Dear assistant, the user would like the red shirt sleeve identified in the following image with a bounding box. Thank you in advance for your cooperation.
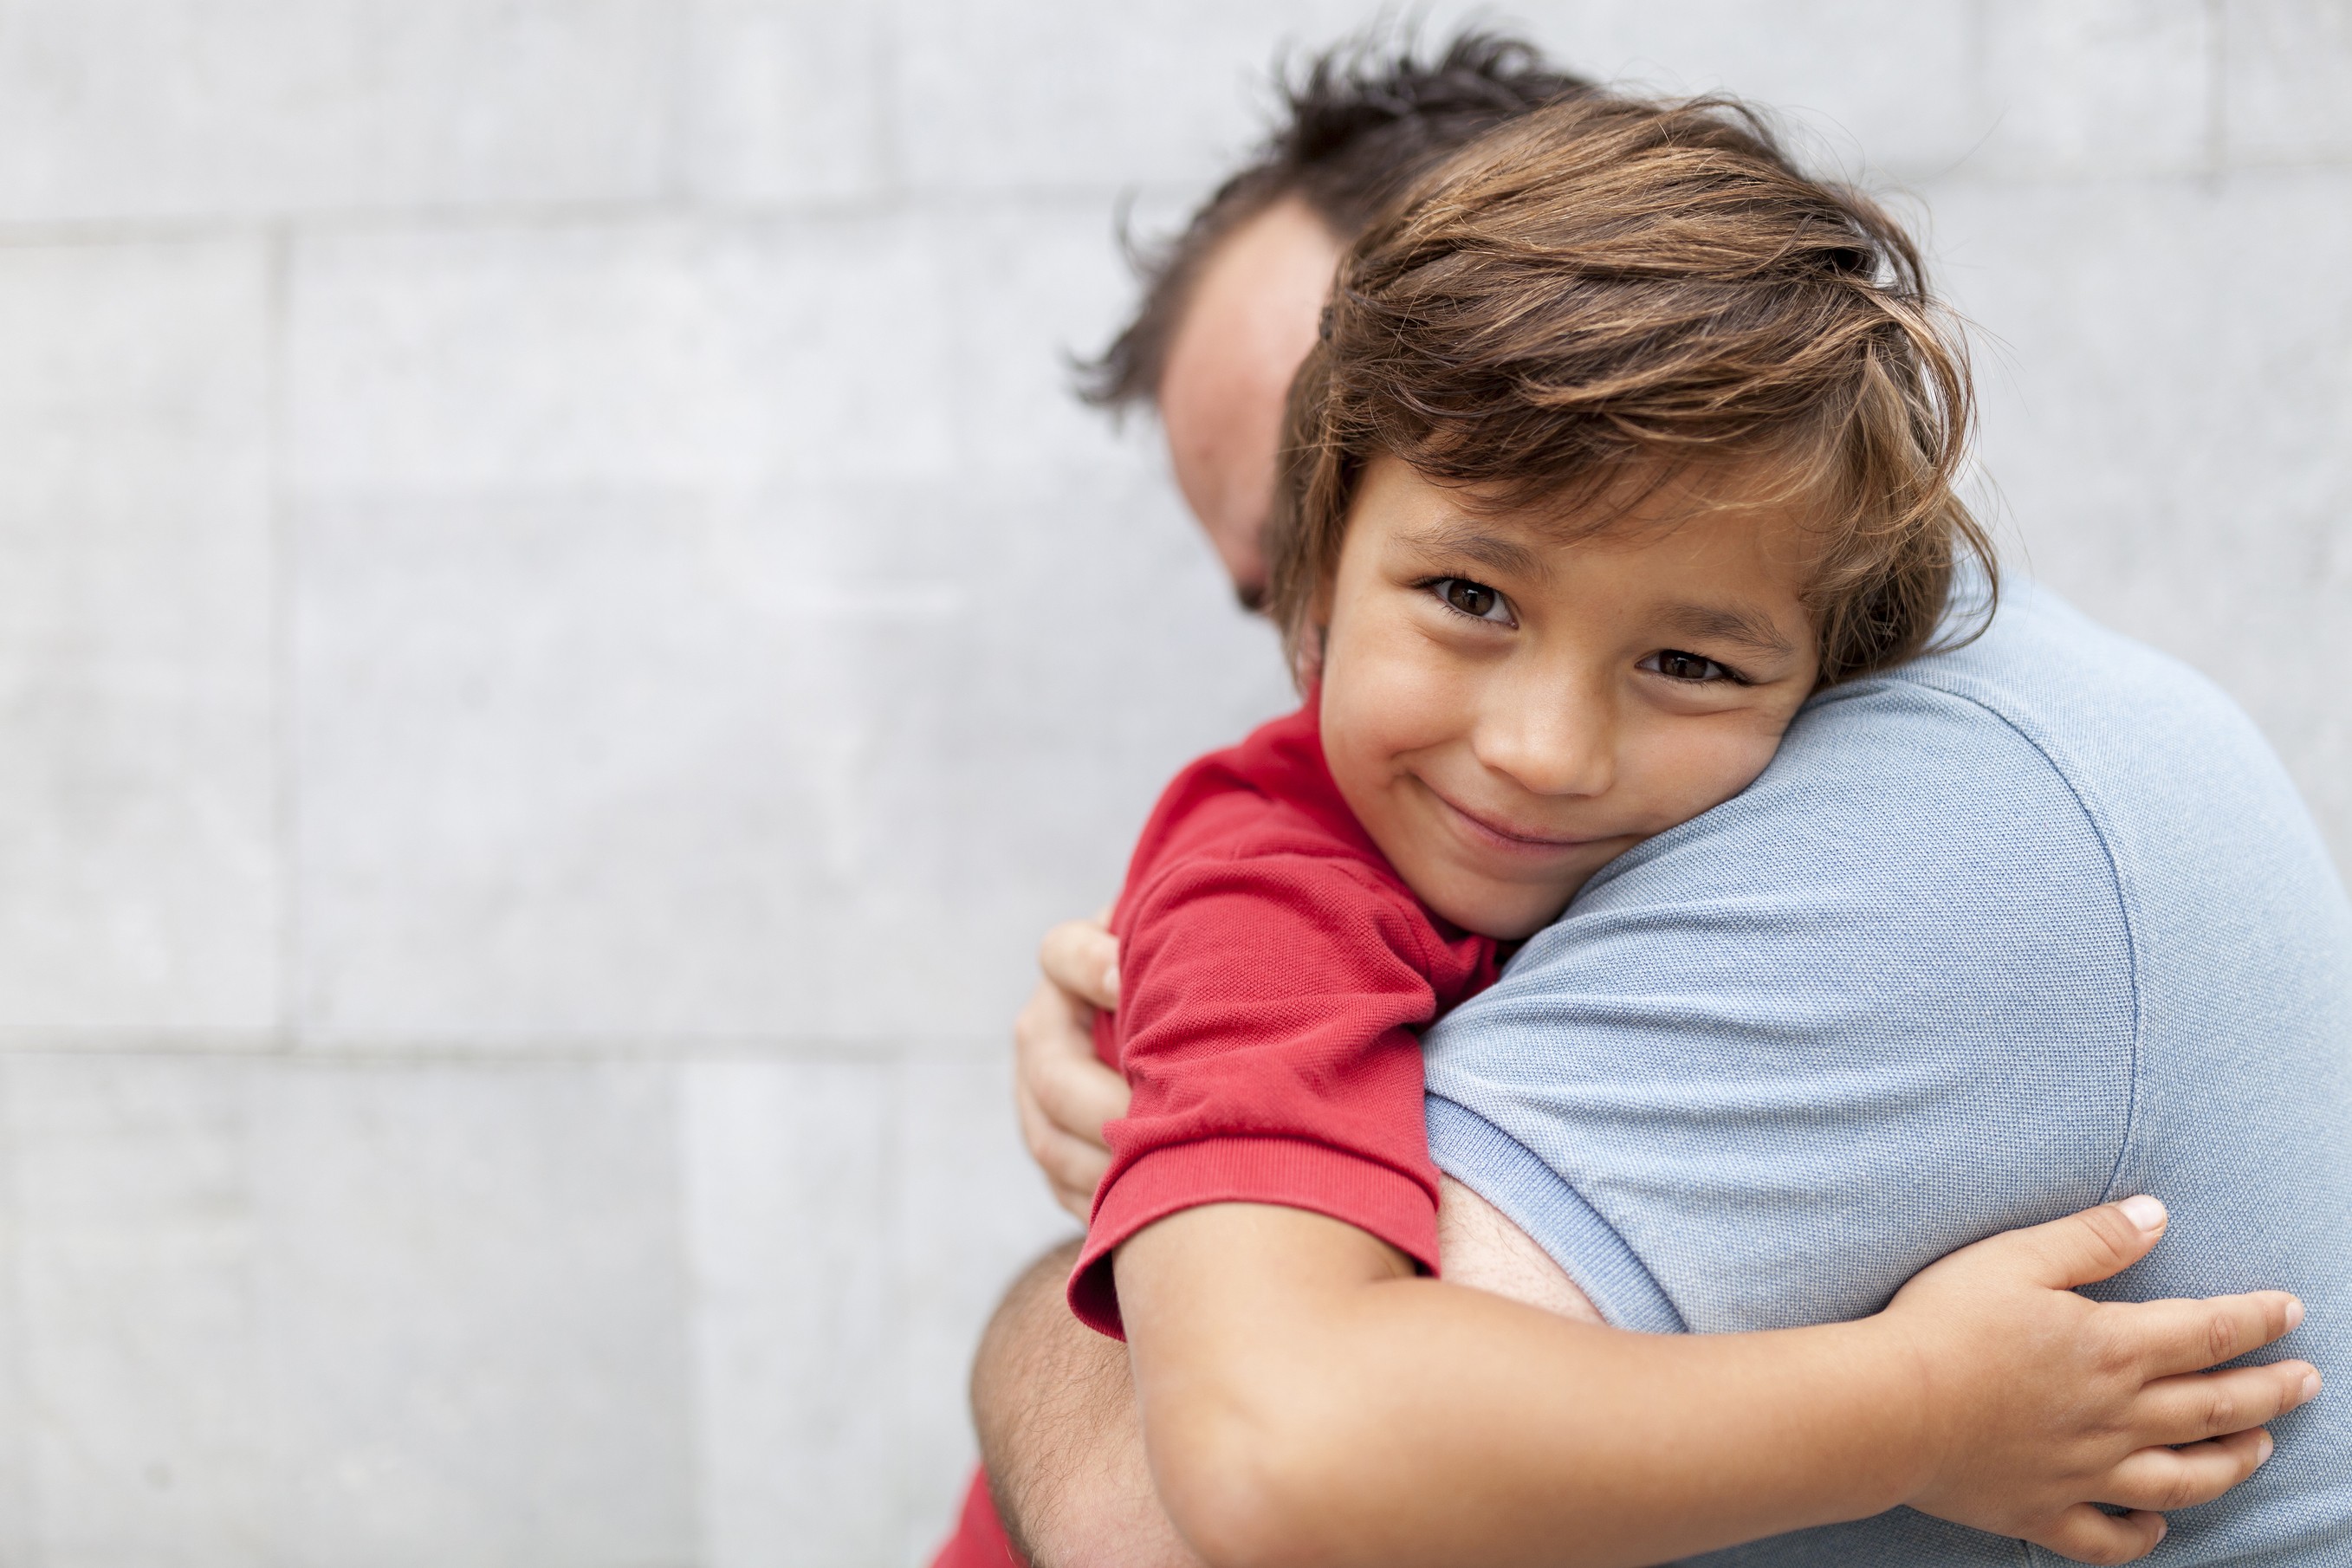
[1067,850,1448,1338]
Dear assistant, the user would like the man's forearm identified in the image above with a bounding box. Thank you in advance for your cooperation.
[970,1239,1205,1568]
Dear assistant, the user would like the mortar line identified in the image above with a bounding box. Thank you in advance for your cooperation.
[0,180,1211,252]
[0,1031,1006,1064]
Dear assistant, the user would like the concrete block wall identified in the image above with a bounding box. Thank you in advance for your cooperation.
[0,3,2342,1563]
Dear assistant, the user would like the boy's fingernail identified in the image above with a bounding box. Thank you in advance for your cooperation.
[2153,1519,2167,1543]
[2286,1297,2306,1331]
[2119,1195,2167,1232]
[2258,1430,2276,1463]
[2303,1370,2323,1403]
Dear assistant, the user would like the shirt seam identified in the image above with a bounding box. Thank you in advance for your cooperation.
[1426,1095,1687,1334]
[1920,683,2145,1205]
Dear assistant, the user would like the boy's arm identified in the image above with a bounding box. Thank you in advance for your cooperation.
[975,1197,2316,1568]
[1116,1199,2315,1568]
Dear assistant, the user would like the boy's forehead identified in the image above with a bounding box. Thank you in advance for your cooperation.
[1468,455,1827,538]
[1391,459,1826,575]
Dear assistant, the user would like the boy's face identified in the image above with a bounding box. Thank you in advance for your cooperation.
[1320,456,1821,941]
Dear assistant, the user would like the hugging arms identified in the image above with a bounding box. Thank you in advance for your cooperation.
[981,909,2321,1568]
[943,35,2349,1568]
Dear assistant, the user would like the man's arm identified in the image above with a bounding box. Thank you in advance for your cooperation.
[988,917,1192,1565]
[972,1239,1202,1568]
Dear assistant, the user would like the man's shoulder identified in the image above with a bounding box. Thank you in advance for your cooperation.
[1793,580,2290,855]
[1792,581,2224,790]
[1754,581,2348,983]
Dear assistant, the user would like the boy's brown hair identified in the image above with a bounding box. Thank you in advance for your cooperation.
[1270,90,1993,687]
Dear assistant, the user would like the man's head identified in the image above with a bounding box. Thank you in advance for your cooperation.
[1082,31,1593,607]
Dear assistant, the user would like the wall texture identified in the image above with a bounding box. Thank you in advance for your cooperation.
[0,3,2344,1564]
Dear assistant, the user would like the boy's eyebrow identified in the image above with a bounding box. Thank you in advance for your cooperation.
[1661,601,1798,660]
[1396,521,1548,580]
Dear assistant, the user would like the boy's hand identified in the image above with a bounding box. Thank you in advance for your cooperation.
[1889,1196,2319,1563]
[1013,911,1130,1218]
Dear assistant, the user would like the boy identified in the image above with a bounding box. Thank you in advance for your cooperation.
[1054,87,2316,1565]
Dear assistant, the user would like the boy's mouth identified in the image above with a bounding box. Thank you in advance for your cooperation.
[1418,781,1599,858]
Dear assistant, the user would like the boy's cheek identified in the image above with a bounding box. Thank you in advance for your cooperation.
[1627,728,1785,826]
[1326,638,1482,755]
[1319,697,1416,791]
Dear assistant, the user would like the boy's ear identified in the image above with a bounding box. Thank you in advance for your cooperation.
[1294,612,1331,690]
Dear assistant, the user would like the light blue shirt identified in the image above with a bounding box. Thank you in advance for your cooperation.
[1423,581,2352,1564]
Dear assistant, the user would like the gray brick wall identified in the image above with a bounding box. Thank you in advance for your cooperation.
[0,3,2342,1564]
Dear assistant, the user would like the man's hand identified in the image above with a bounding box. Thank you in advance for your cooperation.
[1014,912,1130,1217]
[1888,1196,2318,1563]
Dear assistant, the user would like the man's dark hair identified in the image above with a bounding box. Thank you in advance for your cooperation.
[1078,29,1593,410]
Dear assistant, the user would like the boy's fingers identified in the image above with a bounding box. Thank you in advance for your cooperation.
[2122,1290,2308,1377]
[2002,1197,2168,1289]
[2102,1427,2276,1513]
[1039,918,1121,1010]
[2135,1361,2321,1446]
[2027,1503,2167,1565]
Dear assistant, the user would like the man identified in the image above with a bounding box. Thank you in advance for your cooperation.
[963,30,2352,1568]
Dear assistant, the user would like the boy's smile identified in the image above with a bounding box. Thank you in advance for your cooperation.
[1319,456,1824,940]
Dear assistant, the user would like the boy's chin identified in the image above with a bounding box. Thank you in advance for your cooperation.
[1433,888,1571,943]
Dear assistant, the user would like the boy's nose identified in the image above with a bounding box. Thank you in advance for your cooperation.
[1474,684,1617,799]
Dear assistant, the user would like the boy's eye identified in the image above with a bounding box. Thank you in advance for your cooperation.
[1432,578,1512,624]
[1643,649,1733,683]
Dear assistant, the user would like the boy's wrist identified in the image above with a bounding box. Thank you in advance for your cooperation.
[1839,1311,1946,1515]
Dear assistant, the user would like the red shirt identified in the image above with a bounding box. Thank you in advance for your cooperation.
[1067,702,1502,1337]
[929,1468,1026,1568]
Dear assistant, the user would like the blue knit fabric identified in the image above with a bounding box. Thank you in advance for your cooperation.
[1423,580,2352,1564]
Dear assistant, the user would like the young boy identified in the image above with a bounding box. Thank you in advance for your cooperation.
[1049,88,2316,1564]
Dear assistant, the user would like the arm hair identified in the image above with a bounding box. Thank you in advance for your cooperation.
[970,1239,1206,1568]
